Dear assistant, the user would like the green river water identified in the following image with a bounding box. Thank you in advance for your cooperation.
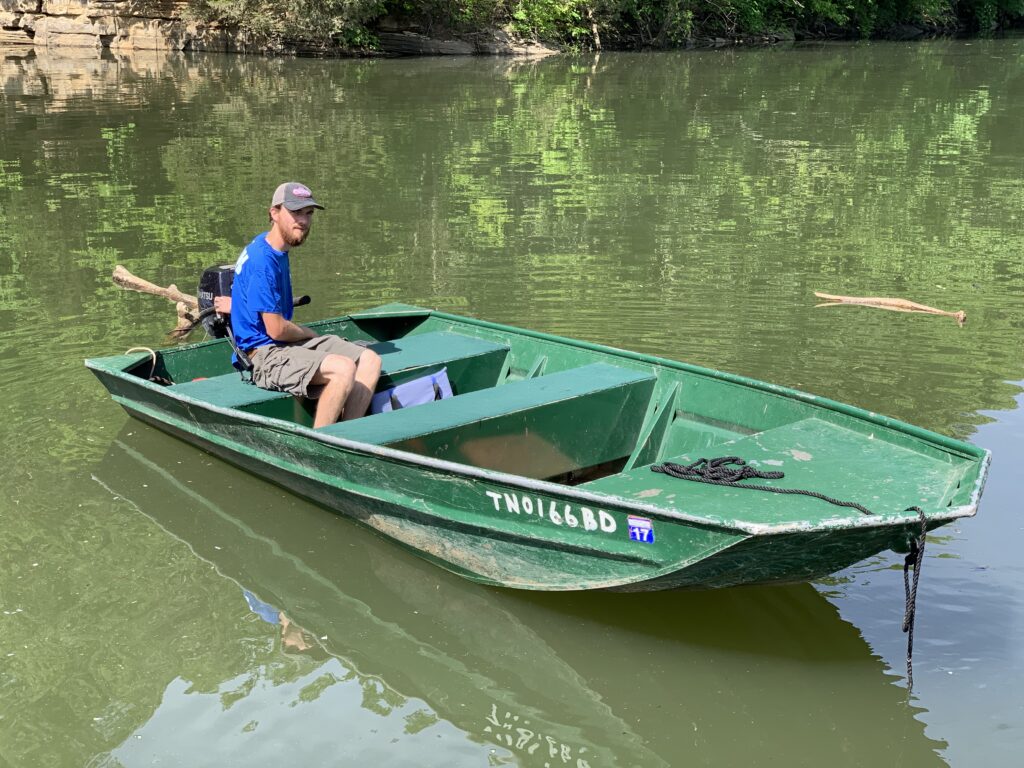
[1,41,1022,767]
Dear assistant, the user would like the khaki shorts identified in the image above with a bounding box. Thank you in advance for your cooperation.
[249,335,366,398]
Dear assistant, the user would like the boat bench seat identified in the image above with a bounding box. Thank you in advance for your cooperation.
[323,362,657,480]
[170,332,510,416]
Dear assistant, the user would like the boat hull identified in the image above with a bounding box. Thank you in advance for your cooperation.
[110,387,950,592]
[87,306,988,591]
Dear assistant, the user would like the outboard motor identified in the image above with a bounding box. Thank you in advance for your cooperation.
[196,264,253,374]
[197,264,236,339]
[194,264,311,377]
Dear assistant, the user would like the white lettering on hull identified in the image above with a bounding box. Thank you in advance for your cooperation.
[485,491,617,535]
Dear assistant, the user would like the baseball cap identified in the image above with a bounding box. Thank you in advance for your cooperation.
[271,182,324,211]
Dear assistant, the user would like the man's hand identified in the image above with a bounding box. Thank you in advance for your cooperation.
[213,296,232,314]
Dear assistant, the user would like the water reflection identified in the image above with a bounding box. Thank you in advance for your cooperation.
[820,385,1024,767]
[87,427,947,767]
[1,45,1021,445]
[2,42,1023,767]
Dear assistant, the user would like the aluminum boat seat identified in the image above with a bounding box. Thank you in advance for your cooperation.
[324,362,657,479]
[169,331,510,419]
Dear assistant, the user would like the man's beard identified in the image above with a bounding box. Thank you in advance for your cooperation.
[283,227,309,248]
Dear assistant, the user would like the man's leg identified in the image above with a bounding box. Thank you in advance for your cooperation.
[341,349,382,421]
[310,355,357,428]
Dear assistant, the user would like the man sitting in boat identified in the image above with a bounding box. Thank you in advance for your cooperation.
[214,182,381,427]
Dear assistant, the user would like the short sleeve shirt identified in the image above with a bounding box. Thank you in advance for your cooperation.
[230,232,293,352]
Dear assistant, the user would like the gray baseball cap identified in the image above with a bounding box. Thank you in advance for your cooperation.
[271,182,324,211]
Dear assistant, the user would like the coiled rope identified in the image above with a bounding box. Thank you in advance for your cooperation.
[125,346,172,386]
[651,456,875,515]
[125,347,157,379]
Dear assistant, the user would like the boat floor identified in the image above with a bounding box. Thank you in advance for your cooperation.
[584,417,969,528]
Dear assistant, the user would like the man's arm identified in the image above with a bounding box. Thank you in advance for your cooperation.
[262,312,315,342]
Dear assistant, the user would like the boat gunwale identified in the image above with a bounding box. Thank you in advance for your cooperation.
[85,306,989,536]
[89,377,986,538]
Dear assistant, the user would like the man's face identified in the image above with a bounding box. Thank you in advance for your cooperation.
[271,204,315,248]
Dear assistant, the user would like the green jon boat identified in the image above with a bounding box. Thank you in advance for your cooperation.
[86,304,989,591]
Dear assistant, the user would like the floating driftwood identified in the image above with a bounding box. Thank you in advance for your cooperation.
[113,265,197,309]
[814,292,966,327]
[112,265,201,337]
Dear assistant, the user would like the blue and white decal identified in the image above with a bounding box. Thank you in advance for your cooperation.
[628,515,655,544]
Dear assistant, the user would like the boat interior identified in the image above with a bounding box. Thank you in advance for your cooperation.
[109,307,982,519]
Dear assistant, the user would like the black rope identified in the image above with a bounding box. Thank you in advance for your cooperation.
[651,457,930,690]
[903,506,927,692]
[651,460,933,696]
[651,456,875,516]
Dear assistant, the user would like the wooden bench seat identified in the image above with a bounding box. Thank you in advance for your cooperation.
[323,363,657,479]
[169,332,510,418]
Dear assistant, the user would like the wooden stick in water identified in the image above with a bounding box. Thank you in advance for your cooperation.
[814,292,966,326]
[113,265,199,311]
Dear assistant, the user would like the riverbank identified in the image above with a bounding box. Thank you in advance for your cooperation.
[1,1,1021,58]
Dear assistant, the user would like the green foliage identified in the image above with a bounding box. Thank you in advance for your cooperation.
[185,0,1024,48]
[188,0,387,44]
[387,0,505,32]
[509,0,588,41]
[595,0,694,46]
[976,0,999,29]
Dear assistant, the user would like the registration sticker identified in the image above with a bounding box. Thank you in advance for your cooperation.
[628,515,655,544]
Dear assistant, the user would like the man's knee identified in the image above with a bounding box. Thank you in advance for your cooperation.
[319,354,357,381]
[358,349,382,375]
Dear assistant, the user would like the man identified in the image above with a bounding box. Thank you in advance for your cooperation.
[219,182,381,428]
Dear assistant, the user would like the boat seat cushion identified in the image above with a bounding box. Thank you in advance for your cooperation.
[323,362,657,479]
[170,331,509,411]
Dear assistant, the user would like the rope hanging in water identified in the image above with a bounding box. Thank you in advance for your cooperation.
[651,456,931,692]
[650,456,876,515]
[903,506,928,692]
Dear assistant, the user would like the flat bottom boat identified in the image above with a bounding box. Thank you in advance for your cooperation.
[86,304,989,591]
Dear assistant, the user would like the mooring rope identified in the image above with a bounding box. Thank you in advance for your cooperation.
[650,456,875,515]
[650,456,932,692]
[125,346,157,379]
[125,346,173,386]
[903,506,927,692]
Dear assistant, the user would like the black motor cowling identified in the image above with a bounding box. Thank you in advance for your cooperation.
[195,264,310,375]
[197,264,235,338]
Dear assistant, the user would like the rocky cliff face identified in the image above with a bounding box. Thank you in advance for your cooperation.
[0,1,557,56]
[0,0,256,52]
[2,1,561,56]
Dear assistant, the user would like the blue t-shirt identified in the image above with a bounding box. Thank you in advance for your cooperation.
[230,232,293,355]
